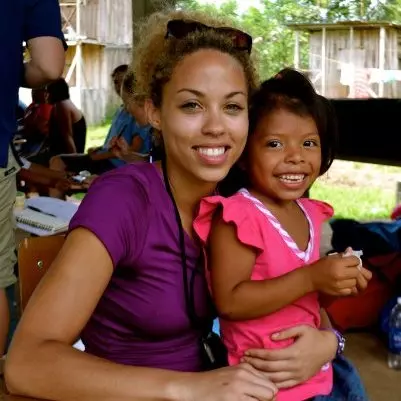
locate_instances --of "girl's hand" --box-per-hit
[179,363,277,401]
[356,266,372,292]
[306,253,362,296]
[241,325,337,389]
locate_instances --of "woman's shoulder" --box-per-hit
[93,163,161,197]
[72,163,162,221]
[69,163,161,266]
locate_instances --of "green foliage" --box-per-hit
[177,0,401,79]
[311,181,394,220]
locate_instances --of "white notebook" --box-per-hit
[15,208,69,235]
[15,196,79,236]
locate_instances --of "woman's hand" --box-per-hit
[179,363,277,401]
[242,325,337,389]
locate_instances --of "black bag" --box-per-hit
[162,157,228,370]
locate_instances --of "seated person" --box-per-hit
[16,89,54,158]
[10,143,90,196]
[49,71,151,178]
[28,79,87,166]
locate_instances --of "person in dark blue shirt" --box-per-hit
[0,0,65,356]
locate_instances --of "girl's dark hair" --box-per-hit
[219,68,338,196]
[47,78,70,103]
[111,64,128,78]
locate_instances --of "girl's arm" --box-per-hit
[209,218,315,321]
[209,218,361,321]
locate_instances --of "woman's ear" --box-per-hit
[145,98,161,131]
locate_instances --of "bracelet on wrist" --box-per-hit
[321,328,346,356]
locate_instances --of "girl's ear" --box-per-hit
[145,99,161,131]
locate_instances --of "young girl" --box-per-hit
[194,69,371,400]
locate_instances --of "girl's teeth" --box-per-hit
[197,147,225,157]
[279,174,305,182]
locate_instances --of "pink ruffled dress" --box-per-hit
[194,189,334,401]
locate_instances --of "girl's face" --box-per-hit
[147,49,249,185]
[245,108,321,204]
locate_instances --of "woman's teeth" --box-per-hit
[197,147,225,157]
[279,174,306,183]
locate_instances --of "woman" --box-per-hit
[6,9,338,401]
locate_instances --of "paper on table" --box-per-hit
[24,196,79,221]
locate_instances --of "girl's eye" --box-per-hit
[180,102,201,111]
[267,140,282,148]
[304,140,319,148]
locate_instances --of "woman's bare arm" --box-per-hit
[55,105,76,153]
[5,228,189,401]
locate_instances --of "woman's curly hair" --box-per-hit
[131,8,259,107]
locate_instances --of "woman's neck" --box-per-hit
[170,171,216,218]
[158,161,216,224]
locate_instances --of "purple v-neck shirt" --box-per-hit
[69,163,212,371]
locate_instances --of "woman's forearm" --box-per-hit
[5,341,189,401]
[319,308,332,329]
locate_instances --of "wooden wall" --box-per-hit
[308,27,401,98]
[61,0,132,45]
[65,44,131,124]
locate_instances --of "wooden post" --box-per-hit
[379,26,386,97]
[294,30,300,69]
[349,27,355,98]
[321,27,326,96]
[76,0,82,109]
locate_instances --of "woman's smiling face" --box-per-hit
[148,48,249,185]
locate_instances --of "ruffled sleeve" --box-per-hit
[301,199,334,225]
[193,194,265,253]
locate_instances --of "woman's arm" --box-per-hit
[5,229,181,400]
[54,105,76,153]
[5,228,277,401]
[243,325,337,389]
[209,219,361,321]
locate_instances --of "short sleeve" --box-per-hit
[194,195,265,253]
[309,199,334,221]
[69,169,150,268]
[24,0,64,42]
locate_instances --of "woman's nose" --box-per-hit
[202,109,225,137]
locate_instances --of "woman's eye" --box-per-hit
[267,140,282,148]
[180,102,201,111]
[225,103,244,113]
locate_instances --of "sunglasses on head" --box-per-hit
[165,19,253,54]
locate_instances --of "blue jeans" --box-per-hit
[313,355,369,400]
